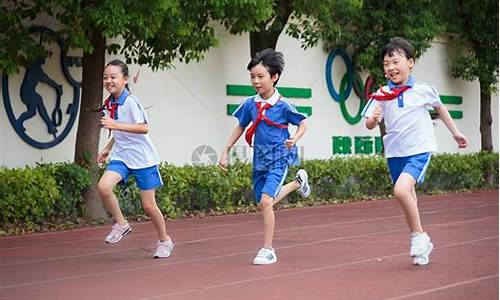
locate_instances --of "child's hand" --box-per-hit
[100,115,117,130]
[453,132,468,148]
[218,151,229,172]
[284,138,296,149]
[373,104,383,121]
[97,149,110,164]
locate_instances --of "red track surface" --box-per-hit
[0,190,498,300]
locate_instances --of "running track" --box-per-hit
[0,190,498,300]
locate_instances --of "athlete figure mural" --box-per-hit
[16,57,63,137]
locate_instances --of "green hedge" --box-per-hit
[0,152,497,228]
[119,152,498,217]
[0,163,91,225]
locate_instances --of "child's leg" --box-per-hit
[140,189,170,241]
[273,180,300,206]
[98,171,126,224]
[411,185,418,204]
[259,194,275,248]
[394,173,424,233]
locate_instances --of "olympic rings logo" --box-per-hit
[325,48,374,125]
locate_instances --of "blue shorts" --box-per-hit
[253,165,289,202]
[107,160,163,190]
[387,152,432,184]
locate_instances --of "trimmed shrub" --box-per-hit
[0,163,91,224]
[0,152,497,228]
[114,152,498,218]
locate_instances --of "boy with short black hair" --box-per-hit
[219,48,311,265]
[363,37,468,266]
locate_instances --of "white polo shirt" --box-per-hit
[362,77,441,158]
[109,91,159,169]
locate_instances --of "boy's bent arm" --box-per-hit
[223,125,245,151]
[365,117,379,130]
[218,125,245,171]
[291,120,307,143]
[434,103,468,148]
[285,120,307,149]
[365,104,382,130]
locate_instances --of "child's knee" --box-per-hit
[259,197,273,210]
[394,185,411,199]
[97,180,113,197]
[141,200,158,214]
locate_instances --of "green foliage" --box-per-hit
[0,2,56,74]
[0,163,91,224]
[36,162,92,217]
[118,162,254,217]
[0,153,497,233]
[0,0,275,74]
[0,167,58,224]
[438,0,498,93]
[422,152,496,191]
[288,0,442,84]
[112,152,497,218]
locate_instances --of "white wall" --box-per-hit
[1,27,497,168]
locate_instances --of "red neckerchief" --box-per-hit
[245,99,287,147]
[103,96,119,119]
[370,86,411,101]
[102,96,119,138]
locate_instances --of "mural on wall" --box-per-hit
[325,48,383,155]
[325,48,373,126]
[2,26,82,149]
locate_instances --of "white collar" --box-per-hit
[254,89,281,106]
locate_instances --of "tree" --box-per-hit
[287,0,443,148]
[1,0,273,219]
[288,0,442,84]
[238,0,362,57]
[439,0,498,152]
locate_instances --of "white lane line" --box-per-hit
[135,236,499,300]
[0,218,496,290]
[1,193,494,250]
[384,274,499,300]
[0,204,496,267]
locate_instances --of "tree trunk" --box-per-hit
[378,121,386,155]
[479,81,493,186]
[74,30,107,220]
[248,0,293,57]
[249,31,281,57]
[479,82,493,152]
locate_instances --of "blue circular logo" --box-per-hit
[2,26,81,149]
[325,48,375,125]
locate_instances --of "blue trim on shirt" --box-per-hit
[111,89,129,105]
[388,76,415,108]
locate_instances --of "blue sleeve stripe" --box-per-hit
[232,97,252,116]
[281,98,298,113]
[361,99,374,117]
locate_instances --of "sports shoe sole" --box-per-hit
[413,242,433,266]
[253,259,277,265]
[105,226,132,244]
[154,243,175,259]
[297,169,310,198]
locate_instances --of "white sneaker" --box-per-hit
[413,242,433,266]
[295,169,311,198]
[154,240,174,259]
[105,222,132,244]
[253,247,277,265]
[410,232,433,266]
